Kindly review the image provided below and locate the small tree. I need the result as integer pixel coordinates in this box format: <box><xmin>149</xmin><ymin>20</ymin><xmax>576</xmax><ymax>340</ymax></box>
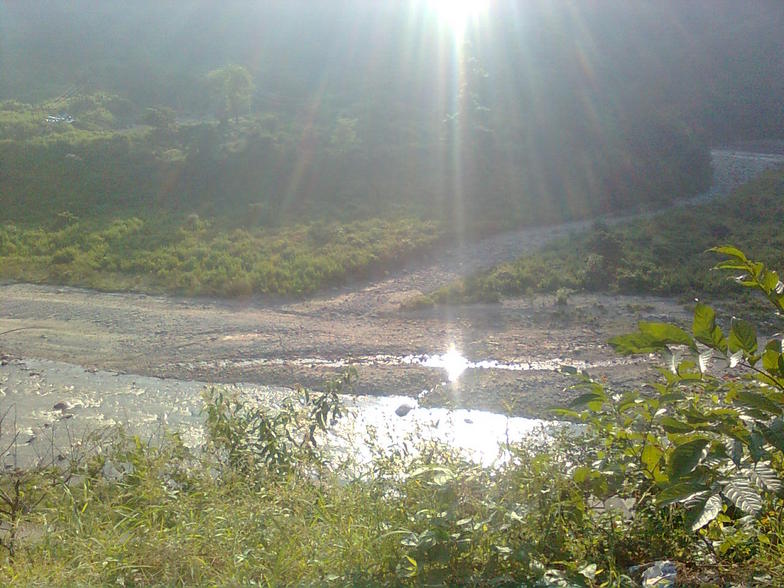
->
<box><xmin>206</xmin><ymin>64</ymin><xmax>255</xmax><ymax>124</ymax></box>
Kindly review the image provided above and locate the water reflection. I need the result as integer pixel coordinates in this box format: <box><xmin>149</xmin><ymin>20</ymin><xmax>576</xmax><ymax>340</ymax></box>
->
<box><xmin>333</xmin><ymin>394</ymin><xmax>552</xmax><ymax>467</ymax></box>
<box><xmin>177</xmin><ymin>352</ymin><xmax>643</xmax><ymax>377</ymax></box>
<box><xmin>2</xmin><ymin>357</ymin><xmax>554</xmax><ymax>468</ymax></box>
<box><xmin>420</xmin><ymin>345</ymin><xmax>469</xmax><ymax>382</ymax></box>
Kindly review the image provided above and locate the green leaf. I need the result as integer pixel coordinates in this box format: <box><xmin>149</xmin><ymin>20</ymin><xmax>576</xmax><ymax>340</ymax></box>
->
<box><xmin>762</xmin><ymin>418</ymin><xmax>784</xmax><ymax>452</ymax></box>
<box><xmin>641</xmin><ymin>444</ymin><xmax>663</xmax><ymax>473</ymax></box>
<box><xmin>762</xmin><ymin>339</ymin><xmax>784</xmax><ymax>375</ymax></box>
<box><xmin>550</xmin><ymin>408</ymin><xmax>581</xmax><ymax>419</ymax></box>
<box><xmin>657</xmin><ymin>482</ymin><xmax>707</xmax><ymax>506</ymax></box>
<box><xmin>682</xmin><ymin>407</ymin><xmax>712</xmax><ymax>424</ymax></box>
<box><xmin>746</xmin><ymin>462</ymin><xmax>783</xmax><ymax>495</ymax></box>
<box><xmin>761</xmin><ymin>269</ymin><xmax>782</xmax><ymax>296</ymax></box>
<box><xmin>638</xmin><ymin>322</ymin><xmax>697</xmax><ymax>351</ymax></box>
<box><xmin>711</xmin><ymin>246</ymin><xmax>748</xmax><ymax>262</ymax></box>
<box><xmin>735</xmin><ymin>390</ymin><xmax>781</xmax><ymax>415</ymax></box>
<box><xmin>659</xmin><ymin>416</ymin><xmax>694</xmax><ymax>433</ymax></box>
<box><xmin>729</xmin><ymin>318</ymin><xmax>757</xmax><ymax>355</ymax></box>
<box><xmin>608</xmin><ymin>332</ymin><xmax>664</xmax><ymax>355</ymax></box>
<box><xmin>573</xmin><ymin>466</ymin><xmax>594</xmax><ymax>484</ymax></box>
<box><xmin>570</xmin><ymin>391</ymin><xmax>606</xmax><ymax>412</ymax></box>
<box><xmin>668</xmin><ymin>438</ymin><xmax>709</xmax><ymax>479</ymax></box>
<box><xmin>692</xmin><ymin>303</ymin><xmax>727</xmax><ymax>352</ymax></box>
<box><xmin>726</xmin><ymin>438</ymin><xmax>743</xmax><ymax>467</ymax></box>
<box><xmin>676</xmin><ymin>359</ymin><xmax>703</xmax><ymax>380</ymax></box>
<box><xmin>750</xmin><ymin>430</ymin><xmax>769</xmax><ymax>461</ymax></box>
<box><xmin>687</xmin><ymin>493</ymin><xmax>722</xmax><ymax>532</ymax></box>
<box><xmin>723</xmin><ymin>478</ymin><xmax>763</xmax><ymax>515</ymax></box>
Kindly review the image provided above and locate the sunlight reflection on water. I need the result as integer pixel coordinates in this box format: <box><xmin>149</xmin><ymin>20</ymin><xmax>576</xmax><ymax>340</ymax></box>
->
<box><xmin>332</xmin><ymin>394</ymin><xmax>555</xmax><ymax>467</ymax></box>
<box><xmin>3</xmin><ymin>358</ymin><xmax>558</xmax><ymax>468</ymax></box>
<box><xmin>179</xmin><ymin>352</ymin><xmax>642</xmax><ymax>378</ymax></box>
<box><xmin>420</xmin><ymin>345</ymin><xmax>469</xmax><ymax>382</ymax></box>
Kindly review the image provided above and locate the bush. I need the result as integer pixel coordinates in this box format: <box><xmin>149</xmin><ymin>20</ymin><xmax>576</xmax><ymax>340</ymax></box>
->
<box><xmin>559</xmin><ymin>246</ymin><xmax>784</xmax><ymax>579</ymax></box>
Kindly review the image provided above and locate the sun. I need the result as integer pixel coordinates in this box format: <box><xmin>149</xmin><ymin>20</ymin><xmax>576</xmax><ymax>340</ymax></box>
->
<box><xmin>430</xmin><ymin>0</ymin><xmax>489</xmax><ymax>34</ymax></box>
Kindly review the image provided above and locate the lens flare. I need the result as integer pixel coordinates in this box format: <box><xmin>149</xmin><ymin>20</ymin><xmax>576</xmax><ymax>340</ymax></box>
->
<box><xmin>431</xmin><ymin>0</ymin><xmax>489</xmax><ymax>36</ymax></box>
<box><xmin>422</xmin><ymin>345</ymin><xmax>469</xmax><ymax>382</ymax></box>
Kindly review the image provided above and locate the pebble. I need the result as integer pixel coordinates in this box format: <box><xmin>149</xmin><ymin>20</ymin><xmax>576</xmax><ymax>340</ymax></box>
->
<box><xmin>395</xmin><ymin>403</ymin><xmax>414</xmax><ymax>417</ymax></box>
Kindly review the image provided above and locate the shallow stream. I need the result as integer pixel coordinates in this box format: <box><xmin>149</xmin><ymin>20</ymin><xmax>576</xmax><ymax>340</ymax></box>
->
<box><xmin>0</xmin><ymin>356</ymin><xmax>554</xmax><ymax>467</ymax></box>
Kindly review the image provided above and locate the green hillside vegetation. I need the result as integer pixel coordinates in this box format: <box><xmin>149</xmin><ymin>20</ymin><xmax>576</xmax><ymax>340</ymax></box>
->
<box><xmin>0</xmin><ymin>92</ymin><xmax>708</xmax><ymax>297</ymax></box>
<box><xmin>0</xmin><ymin>215</ymin><xmax>440</xmax><ymax>297</ymax></box>
<box><xmin>2</xmin><ymin>3</ymin><xmax>782</xmax><ymax>297</ymax></box>
<box><xmin>416</xmin><ymin>167</ymin><xmax>784</xmax><ymax>309</ymax></box>
<box><xmin>14</xmin><ymin>1</ymin><xmax>782</xmax><ymax>296</ymax></box>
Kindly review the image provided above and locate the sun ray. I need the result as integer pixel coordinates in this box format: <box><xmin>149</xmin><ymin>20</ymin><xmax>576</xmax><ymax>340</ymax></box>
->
<box><xmin>429</xmin><ymin>0</ymin><xmax>489</xmax><ymax>40</ymax></box>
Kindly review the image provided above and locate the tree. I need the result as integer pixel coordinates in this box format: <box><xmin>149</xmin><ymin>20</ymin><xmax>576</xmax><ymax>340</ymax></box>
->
<box><xmin>206</xmin><ymin>64</ymin><xmax>255</xmax><ymax>124</ymax></box>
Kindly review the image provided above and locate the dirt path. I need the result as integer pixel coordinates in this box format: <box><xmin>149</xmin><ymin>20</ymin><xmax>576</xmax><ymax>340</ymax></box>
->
<box><xmin>1</xmin><ymin>147</ymin><xmax>783</xmax><ymax>418</ymax></box>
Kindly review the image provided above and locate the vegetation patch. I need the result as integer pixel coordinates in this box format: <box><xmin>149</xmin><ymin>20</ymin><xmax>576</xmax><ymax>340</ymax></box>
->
<box><xmin>415</xmin><ymin>167</ymin><xmax>784</xmax><ymax>309</ymax></box>
<box><xmin>0</xmin><ymin>216</ymin><xmax>442</xmax><ymax>297</ymax></box>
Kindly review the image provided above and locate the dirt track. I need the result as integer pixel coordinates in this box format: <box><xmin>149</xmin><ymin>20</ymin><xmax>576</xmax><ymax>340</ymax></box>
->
<box><xmin>1</xmin><ymin>147</ymin><xmax>783</xmax><ymax>418</ymax></box>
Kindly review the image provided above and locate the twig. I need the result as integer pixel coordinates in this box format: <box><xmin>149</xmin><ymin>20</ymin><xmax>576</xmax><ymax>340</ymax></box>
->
<box><xmin>0</xmin><ymin>327</ymin><xmax>47</xmax><ymax>337</ymax></box>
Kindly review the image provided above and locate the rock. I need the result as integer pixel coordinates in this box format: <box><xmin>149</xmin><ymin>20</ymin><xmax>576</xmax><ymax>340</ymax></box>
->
<box><xmin>603</xmin><ymin>495</ymin><xmax>635</xmax><ymax>520</ymax></box>
<box><xmin>395</xmin><ymin>403</ymin><xmax>414</xmax><ymax>417</ymax></box>
<box><xmin>639</xmin><ymin>560</ymin><xmax>677</xmax><ymax>588</ymax></box>
<box><xmin>53</xmin><ymin>400</ymin><xmax>80</xmax><ymax>413</ymax></box>
<box><xmin>102</xmin><ymin>460</ymin><xmax>133</xmax><ymax>481</ymax></box>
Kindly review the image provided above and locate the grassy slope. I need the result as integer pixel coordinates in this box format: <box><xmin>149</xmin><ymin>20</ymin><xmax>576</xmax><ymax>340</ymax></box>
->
<box><xmin>417</xmin><ymin>166</ymin><xmax>784</xmax><ymax>309</ymax></box>
<box><xmin>0</xmin><ymin>102</ymin><xmax>447</xmax><ymax>297</ymax></box>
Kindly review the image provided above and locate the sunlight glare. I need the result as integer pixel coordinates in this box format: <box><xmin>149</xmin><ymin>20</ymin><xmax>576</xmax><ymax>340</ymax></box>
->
<box><xmin>430</xmin><ymin>0</ymin><xmax>489</xmax><ymax>35</ymax></box>
<box><xmin>438</xmin><ymin>345</ymin><xmax>469</xmax><ymax>383</ymax></box>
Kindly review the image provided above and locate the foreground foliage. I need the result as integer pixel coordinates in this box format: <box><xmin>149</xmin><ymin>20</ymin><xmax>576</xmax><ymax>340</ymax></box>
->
<box><xmin>561</xmin><ymin>247</ymin><xmax>784</xmax><ymax>584</ymax></box>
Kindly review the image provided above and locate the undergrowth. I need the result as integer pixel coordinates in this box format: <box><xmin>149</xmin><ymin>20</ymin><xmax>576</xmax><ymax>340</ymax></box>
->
<box><xmin>0</xmin><ymin>216</ymin><xmax>442</xmax><ymax>297</ymax></box>
<box><xmin>411</xmin><ymin>166</ymin><xmax>784</xmax><ymax>309</ymax></box>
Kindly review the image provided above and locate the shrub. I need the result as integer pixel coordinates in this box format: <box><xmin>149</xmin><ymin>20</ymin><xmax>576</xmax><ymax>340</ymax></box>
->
<box><xmin>560</xmin><ymin>246</ymin><xmax>784</xmax><ymax>574</ymax></box>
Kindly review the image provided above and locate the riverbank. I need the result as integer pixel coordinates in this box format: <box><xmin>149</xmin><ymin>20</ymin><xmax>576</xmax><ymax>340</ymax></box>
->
<box><xmin>0</xmin><ymin>287</ymin><xmax>688</xmax><ymax>420</ymax></box>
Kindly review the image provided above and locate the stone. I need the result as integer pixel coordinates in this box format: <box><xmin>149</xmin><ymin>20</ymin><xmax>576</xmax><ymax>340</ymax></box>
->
<box><xmin>641</xmin><ymin>560</ymin><xmax>677</xmax><ymax>588</ymax></box>
<box><xmin>395</xmin><ymin>403</ymin><xmax>414</xmax><ymax>417</ymax></box>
